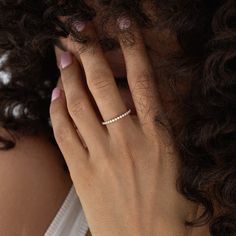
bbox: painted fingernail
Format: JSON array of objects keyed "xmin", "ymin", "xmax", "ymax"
[
  {"xmin": 73, "ymin": 21, "xmax": 86, "ymax": 32},
  {"xmin": 60, "ymin": 52, "xmax": 72, "ymax": 69},
  {"xmin": 117, "ymin": 17, "xmax": 131, "ymax": 30},
  {"xmin": 51, "ymin": 87, "xmax": 61, "ymax": 102}
]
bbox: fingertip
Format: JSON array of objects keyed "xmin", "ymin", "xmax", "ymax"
[
  {"xmin": 51, "ymin": 87, "xmax": 61, "ymax": 102},
  {"xmin": 117, "ymin": 16, "xmax": 131, "ymax": 30},
  {"xmin": 60, "ymin": 51, "xmax": 73, "ymax": 69}
]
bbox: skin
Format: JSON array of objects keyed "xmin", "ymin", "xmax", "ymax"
[
  {"xmin": 0, "ymin": 131, "xmax": 73, "ymax": 236},
  {"xmin": 50, "ymin": 19, "xmax": 198, "ymax": 235},
  {"xmin": 0, "ymin": 2, "xmax": 211, "ymax": 235},
  {"xmin": 49, "ymin": 3, "xmax": 211, "ymax": 235}
]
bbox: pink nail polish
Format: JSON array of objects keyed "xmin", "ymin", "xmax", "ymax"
[
  {"xmin": 73, "ymin": 21, "xmax": 86, "ymax": 32},
  {"xmin": 51, "ymin": 87, "xmax": 61, "ymax": 102},
  {"xmin": 117, "ymin": 17, "xmax": 131, "ymax": 30},
  {"xmin": 60, "ymin": 52, "xmax": 72, "ymax": 69}
]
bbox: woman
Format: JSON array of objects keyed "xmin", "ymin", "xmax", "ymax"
[{"xmin": 0, "ymin": 0, "xmax": 235, "ymax": 235}]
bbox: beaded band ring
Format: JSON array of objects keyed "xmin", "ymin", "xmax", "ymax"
[{"xmin": 102, "ymin": 109, "xmax": 131, "ymax": 125}]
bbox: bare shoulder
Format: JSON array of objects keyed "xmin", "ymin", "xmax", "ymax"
[{"xmin": 0, "ymin": 130, "xmax": 72, "ymax": 236}]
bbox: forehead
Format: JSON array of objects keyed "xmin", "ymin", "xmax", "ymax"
[
  {"xmin": 61, "ymin": 0, "xmax": 158, "ymax": 22},
  {"xmin": 57, "ymin": 0, "xmax": 159, "ymax": 49},
  {"xmin": 57, "ymin": 0, "xmax": 178, "ymax": 56}
]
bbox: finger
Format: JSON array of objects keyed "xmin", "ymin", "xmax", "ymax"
[
  {"xmin": 56, "ymin": 76, "xmax": 88, "ymax": 149},
  {"xmin": 118, "ymin": 18, "xmax": 163, "ymax": 134},
  {"xmin": 61, "ymin": 22, "xmax": 135, "ymax": 134},
  {"xmin": 55, "ymin": 46, "xmax": 107, "ymax": 152},
  {"xmin": 50, "ymin": 87, "xmax": 89, "ymax": 174},
  {"xmin": 56, "ymin": 76, "xmax": 63, "ymax": 89}
]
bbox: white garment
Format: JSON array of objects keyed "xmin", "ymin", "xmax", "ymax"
[{"xmin": 44, "ymin": 185, "xmax": 89, "ymax": 236}]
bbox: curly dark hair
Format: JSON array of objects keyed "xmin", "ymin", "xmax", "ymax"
[{"xmin": 0, "ymin": 0, "xmax": 235, "ymax": 235}]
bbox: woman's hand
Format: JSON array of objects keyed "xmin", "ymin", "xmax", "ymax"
[{"xmin": 50, "ymin": 22, "xmax": 196, "ymax": 236}]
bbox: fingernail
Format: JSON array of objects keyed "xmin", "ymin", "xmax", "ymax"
[
  {"xmin": 73, "ymin": 21, "xmax": 86, "ymax": 32},
  {"xmin": 60, "ymin": 52, "xmax": 72, "ymax": 69},
  {"xmin": 117, "ymin": 17, "xmax": 131, "ymax": 30},
  {"xmin": 51, "ymin": 87, "xmax": 61, "ymax": 102}
]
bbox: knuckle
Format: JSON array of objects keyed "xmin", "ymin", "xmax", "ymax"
[
  {"xmin": 130, "ymin": 73, "xmax": 152, "ymax": 100},
  {"xmin": 49, "ymin": 107, "xmax": 72, "ymax": 145},
  {"xmin": 134, "ymin": 71, "xmax": 152, "ymax": 88},
  {"xmin": 73, "ymin": 38, "xmax": 95, "ymax": 56},
  {"xmin": 54, "ymin": 126, "xmax": 71, "ymax": 145},
  {"xmin": 68, "ymin": 99, "xmax": 86, "ymax": 118},
  {"xmin": 88, "ymin": 73, "xmax": 113, "ymax": 94}
]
